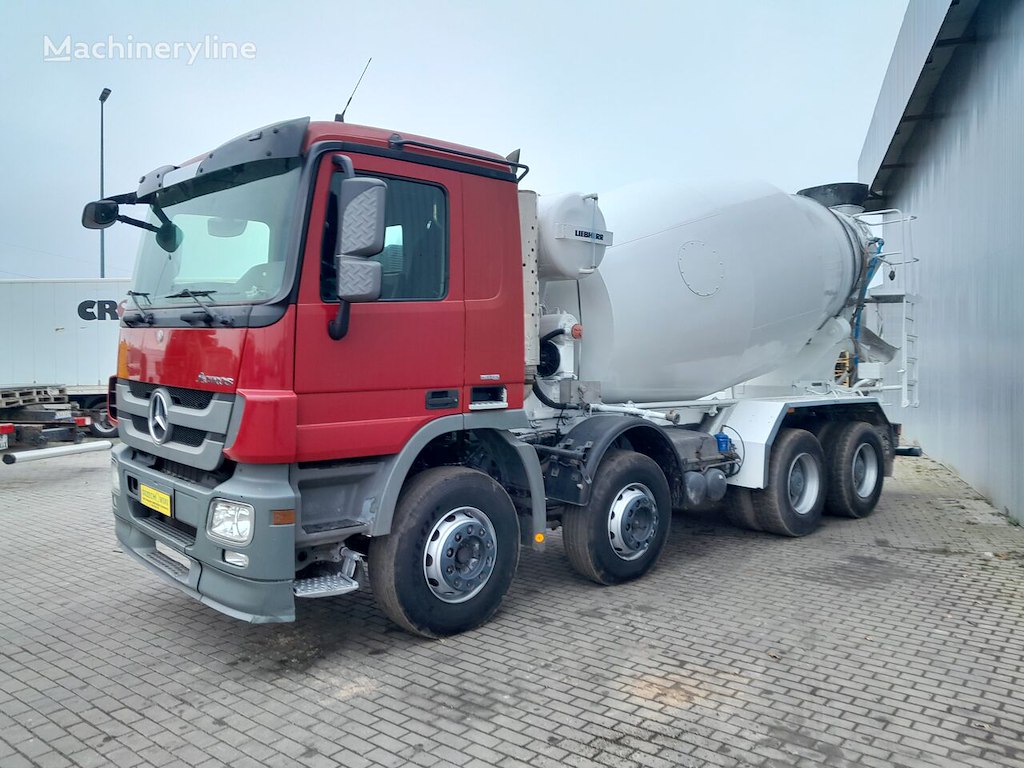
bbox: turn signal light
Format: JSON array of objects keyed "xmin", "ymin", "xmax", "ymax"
[
  {"xmin": 272, "ymin": 509, "xmax": 295, "ymax": 526},
  {"xmin": 116, "ymin": 339, "xmax": 130, "ymax": 379},
  {"xmin": 570, "ymin": 324, "xmax": 583, "ymax": 339}
]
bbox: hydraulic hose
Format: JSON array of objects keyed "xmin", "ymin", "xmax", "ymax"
[{"xmin": 533, "ymin": 327, "xmax": 580, "ymax": 410}]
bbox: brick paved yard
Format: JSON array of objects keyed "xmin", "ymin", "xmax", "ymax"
[{"xmin": 1, "ymin": 448, "xmax": 1022, "ymax": 768}]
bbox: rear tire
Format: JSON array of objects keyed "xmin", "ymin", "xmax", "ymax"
[
  {"xmin": 368, "ymin": 467, "xmax": 520, "ymax": 638},
  {"xmin": 724, "ymin": 487, "xmax": 762, "ymax": 531},
  {"xmin": 752, "ymin": 429, "xmax": 825, "ymax": 537},
  {"xmin": 563, "ymin": 450, "xmax": 671, "ymax": 585},
  {"xmin": 823, "ymin": 422, "xmax": 884, "ymax": 518}
]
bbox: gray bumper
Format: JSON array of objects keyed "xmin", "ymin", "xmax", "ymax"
[{"xmin": 111, "ymin": 444, "xmax": 297, "ymax": 623}]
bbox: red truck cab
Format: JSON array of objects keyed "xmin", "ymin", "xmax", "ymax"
[{"xmin": 97, "ymin": 118, "xmax": 539, "ymax": 631}]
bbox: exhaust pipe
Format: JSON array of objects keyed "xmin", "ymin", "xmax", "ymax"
[{"xmin": 2, "ymin": 441, "xmax": 113, "ymax": 465}]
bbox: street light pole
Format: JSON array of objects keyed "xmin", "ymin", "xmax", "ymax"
[{"xmin": 99, "ymin": 87, "xmax": 111, "ymax": 278}]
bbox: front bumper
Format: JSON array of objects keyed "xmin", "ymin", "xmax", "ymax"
[{"xmin": 111, "ymin": 444, "xmax": 297, "ymax": 623}]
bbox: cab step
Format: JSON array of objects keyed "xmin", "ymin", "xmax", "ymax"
[{"xmin": 293, "ymin": 572, "xmax": 360, "ymax": 598}]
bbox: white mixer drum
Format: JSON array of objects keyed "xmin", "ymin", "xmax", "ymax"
[{"xmin": 543, "ymin": 180, "xmax": 864, "ymax": 402}]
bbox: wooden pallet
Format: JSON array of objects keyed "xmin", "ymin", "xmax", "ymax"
[{"xmin": 0, "ymin": 385, "xmax": 68, "ymax": 408}]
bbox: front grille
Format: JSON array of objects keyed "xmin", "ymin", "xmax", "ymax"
[
  {"xmin": 129, "ymin": 381, "xmax": 215, "ymax": 410},
  {"xmin": 128, "ymin": 497, "xmax": 198, "ymax": 542},
  {"xmin": 130, "ymin": 416, "xmax": 213, "ymax": 447},
  {"xmin": 119, "ymin": 379, "xmax": 234, "ymax": 471},
  {"xmin": 170, "ymin": 425, "xmax": 207, "ymax": 447},
  {"xmin": 158, "ymin": 456, "xmax": 234, "ymax": 488}
]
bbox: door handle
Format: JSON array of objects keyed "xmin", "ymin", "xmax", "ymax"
[{"xmin": 425, "ymin": 389, "xmax": 459, "ymax": 410}]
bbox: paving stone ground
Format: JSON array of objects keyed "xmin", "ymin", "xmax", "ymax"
[{"xmin": 1, "ymin": 446, "xmax": 1022, "ymax": 768}]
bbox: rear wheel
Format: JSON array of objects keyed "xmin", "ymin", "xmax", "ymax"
[
  {"xmin": 823, "ymin": 422, "xmax": 884, "ymax": 518},
  {"xmin": 563, "ymin": 450, "xmax": 671, "ymax": 585},
  {"xmin": 724, "ymin": 486, "xmax": 762, "ymax": 531},
  {"xmin": 753, "ymin": 429, "xmax": 825, "ymax": 537},
  {"xmin": 368, "ymin": 467, "xmax": 520, "ymax": 638}
]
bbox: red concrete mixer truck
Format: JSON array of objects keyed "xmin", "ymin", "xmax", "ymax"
[{"xmin": 82, "ymin": 117, "xmax": 916, "ymax": 637}]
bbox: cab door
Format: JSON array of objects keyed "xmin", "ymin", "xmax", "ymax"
[{"xmin": 293, "ymin": 153, "xmax": 465, "ymax": 461}]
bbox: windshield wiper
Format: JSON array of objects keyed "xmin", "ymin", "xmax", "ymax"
[
  {"xmin": 166, "ymin": 289, "xmax": 234, "ymax": 327},
  {"xmin": 123, "ymin": 290, "xmax": 154, "ymax": 326}
]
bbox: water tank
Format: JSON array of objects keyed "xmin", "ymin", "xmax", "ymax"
[{"xmin": 541, "ymin": 180, "xmax": 866, "ymax": 402}]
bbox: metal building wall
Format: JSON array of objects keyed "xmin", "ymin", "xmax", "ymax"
[
  {"xmin": 877, "ymin": 0, "xmax": 1024, "ymax": 522},
  {"xmin": 859, "ymin": 0, "xmax": 953, "ymax": 184}
]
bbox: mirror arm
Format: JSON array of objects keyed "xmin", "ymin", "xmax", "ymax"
[
  {"xmin": 328, "ymin": 300, "xmax": 351, "ymax": 341},
  {"xmin": 117, "ymin": 214, "xmax": 160, "ymax": 234}
]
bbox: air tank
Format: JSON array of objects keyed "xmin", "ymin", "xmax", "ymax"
[{"xmin": 540, "ymin": 180, "xmax": 869, "ymax": 402}]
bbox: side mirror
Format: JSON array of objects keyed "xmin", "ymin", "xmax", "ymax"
[
  {"xmin": 336, "ymin": 255, "xmax": 381, "ymax": 303},
  {"xmin": 328, "ymin": 177, "xmax": 387, "ymax": 341},
  {"xmin": 82, "ymin": 200, "xmax": 119, "ymax": 229},
  {"xmin": 337, "ymin": 177, "xmax": 386, "ymax": 257},
  {"xmin": 155, "ymin": 223, "xmax": 184, "ymax": 253},
  {"xmin": 328, "ymin": 257, "xmax": 382, "ymax": 341}
]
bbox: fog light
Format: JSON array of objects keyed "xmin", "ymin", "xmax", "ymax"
[
  {"xmin": 207, "ymin": 499, "xmax": 254, "ymax": 545},
  {"xmin": 111, "ymin": 458, "xmax": 121, "ymax": 495},
  {"xmin": 223, "ymin": 551, "xmax": 249, "ymax": 567}
]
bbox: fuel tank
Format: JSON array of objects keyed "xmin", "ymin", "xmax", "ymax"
[{"xmin": 540, "ymin": 180, "xmax": 869, "ymax": 402}]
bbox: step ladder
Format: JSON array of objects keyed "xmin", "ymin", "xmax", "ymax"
[
  {"xmin": 902, "ymin": 296, "xmax": 919, "ymax": 408},
  {"xmin": 852, "ymin": 208, "xmax": 920, "ymax": 409}
]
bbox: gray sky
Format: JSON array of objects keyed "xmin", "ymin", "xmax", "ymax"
[{"xmin": 2, "ymin": 0, "xmax": 908, "ymax": 280}]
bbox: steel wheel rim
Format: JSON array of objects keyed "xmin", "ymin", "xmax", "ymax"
[
  {"xmin": 852, "ymin": 443, "xmax": 879, "ymax": 499},
  {"xmin": 607, "ymin": 482, "xmax": 659, "ymax": 561},
  {"xmin": 787, "ymin": 453, "xmax": 821, "ymax": 515},
  {"xmin": 423, "ymin": 507, "xmax": 497, "ymax": 604}
]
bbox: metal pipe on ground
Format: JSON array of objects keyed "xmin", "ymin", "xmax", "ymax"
[{"xmin": 2, "ymin": 441, "xmax": 113, "ymax": 465}]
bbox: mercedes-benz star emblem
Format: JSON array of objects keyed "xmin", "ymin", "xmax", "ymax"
[{"xmin": 148, "ymin": 389, "xmax": 173, "ymax": 444}]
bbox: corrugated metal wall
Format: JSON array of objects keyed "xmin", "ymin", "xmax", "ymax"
[{"xmin": 882, "ymin": 0, "xmax": 1024, "ymax": 522}]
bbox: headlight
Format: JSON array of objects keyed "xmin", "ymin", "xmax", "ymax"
[
  {"xmin": 111, "ymin": 459, "xmax": 121, "ymax": 495},
  {"xmin": 207, "ymin": 499, "xmax": 254, "ymax": 545}
]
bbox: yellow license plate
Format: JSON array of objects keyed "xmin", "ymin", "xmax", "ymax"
[{"xmin": 140, "ymin": 484, "xmax": 172, "ymax": 516}]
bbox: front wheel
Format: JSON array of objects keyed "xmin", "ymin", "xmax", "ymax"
[
  {"xmin": 752, "ymin": 428, "xmax": 825, "ymax": 537},
  {"xmin": 563, "ymin": 450, "xmax": 671, "ymax": 585},
  {"xmin": 368, "ymin": 467, "xmax": 520, "ymax": 638}
]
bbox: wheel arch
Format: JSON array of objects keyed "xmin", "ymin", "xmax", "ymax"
[
  {"xmin": 726, "ymin": 398, "xmax": 895, "ymax": 489},
  {"xmin": 781, "ymin": 400, "xmax": 896, "ymax": 476},
  {"xmin": 367, "ymin": 413, "xmax": 545, "ymax": 541},
  {"xmin": 545, "ymin": 415, "xmax": 682, "ymax": 509}
]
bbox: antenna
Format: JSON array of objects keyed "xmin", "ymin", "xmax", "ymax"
[{"xmin": 336, "ymin": 58, "xmax": 372, "ymax": 122}]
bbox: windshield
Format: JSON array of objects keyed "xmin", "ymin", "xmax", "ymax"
[{"xmin": 131, "ymin": 158, "xmax": 301, "ymax": 308}]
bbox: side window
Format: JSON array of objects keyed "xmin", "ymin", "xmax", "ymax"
[{"xmin": 321, "ymin": 173, "xmax": 448, "ymax": 301}]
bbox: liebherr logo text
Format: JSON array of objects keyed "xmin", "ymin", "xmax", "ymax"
[
  {"xmin": 574, "ymin": 229, "xmax": 605, "ymax": 241},
  {"xmin": 197, "ymin": 372, "xmax": 235, "ymax": 386}
]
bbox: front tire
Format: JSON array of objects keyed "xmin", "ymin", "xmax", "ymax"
[
  {"xmin": 752, "ymin": 429, "xmax": 825, "ymax": 537},
  {"xmin": 823, "ymin": 422, "xmax": 884, "ymax": 518},
  {"xmin": 563, "ymin": 450, "xmax": 671, "ymax": 585},
  {"xmin": 368, "ymin": 467, "xmax": 520, "ymax": 638}
]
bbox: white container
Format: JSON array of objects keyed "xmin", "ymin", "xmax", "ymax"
[
  {"xmin": 542, "ymin": 180, "xmax": 866, "ymax": 402},
  {"xmin": 0, "ymin": 278, "xmax": 130, "ymax": 395}
]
